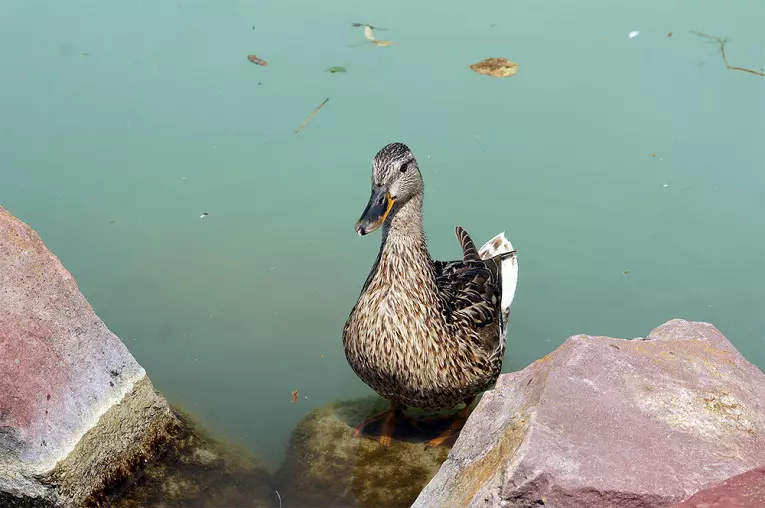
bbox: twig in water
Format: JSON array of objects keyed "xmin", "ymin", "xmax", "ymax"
[
  {"xmin": 295, "ymin": 97, "xmax": 329, "ymax": 134},
  {"xmin": 275, "ymin": 488, "xmax": 282, "ymax": 508},
  {"xmin": 690, "ymin": 31, "xmax": 765, "ymax": 77}
]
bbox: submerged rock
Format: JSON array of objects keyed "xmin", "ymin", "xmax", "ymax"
[
  {"xmin": 276, "ymin": 396, "xmax": 451, "ymax": 508},
  {"xmin": 414, "ymin": 319, "xmax": 765, "ymax": 508},
  {"xmin": 671, "ymin": 466, "xmax": 765, "ymax": 507},
  {"xmin": 110, "ymin": 408, "xmax": 275, "ymax": 508}
]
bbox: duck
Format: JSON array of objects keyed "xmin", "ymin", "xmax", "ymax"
[{"xmin": 342, "ymin": 142, "xmax": 519, "ymax": 447}]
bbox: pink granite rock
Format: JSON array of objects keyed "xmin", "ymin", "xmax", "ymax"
[
  {"xmin": 413, "ymin": 320, "xmax": 765, "ymax": 508},
  {"xmin": 672, "ymin": 467, "xmax": 765, "ymax": 508},
  {"xmin": 0, "ymin": 206, "xmax": 177, "ymax": 507}
]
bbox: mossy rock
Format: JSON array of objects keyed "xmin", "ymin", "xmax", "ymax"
[
  {"xmin": 275, "ymin": 396, "xmax": 452, "ymax": 508},
  {"xmin": 108, "ymin": 407, "xmax": 276, "ymax": 507}
]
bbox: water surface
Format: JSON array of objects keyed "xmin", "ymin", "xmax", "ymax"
[{"xmin": 1, "ymin": 0, "xmax": 763, "ymax": 469}]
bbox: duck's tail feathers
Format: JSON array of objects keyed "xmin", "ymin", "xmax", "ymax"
[
  {"xmin": 478, "ymin": 232, "xmax": 519, "ymax": 331},
  {"xmin": 455, "ymin": 226, "xmax": 480, "ymax": 261}
]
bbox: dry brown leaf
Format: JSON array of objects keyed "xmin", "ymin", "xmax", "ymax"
[
  {"xmin": 470, "ymin": 57, "xmax": 519, "ymax": 78},
  {"xmin": 290, "ymin": 390, "xmax": 299, "ymax": 403}
]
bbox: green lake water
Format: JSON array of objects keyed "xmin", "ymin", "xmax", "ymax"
[{"xmin": 1, "ymin": 0, "xmax": 763, "ymax": 475}]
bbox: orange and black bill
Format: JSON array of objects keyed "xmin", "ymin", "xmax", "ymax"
[{"xmin": 354, "ymin": 185, "xmax": 395, "ymax": 236}]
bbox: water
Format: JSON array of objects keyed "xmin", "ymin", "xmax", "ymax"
[{"xmin": 1, "ymin": 0, "xmax": 763, "ymax": 474}]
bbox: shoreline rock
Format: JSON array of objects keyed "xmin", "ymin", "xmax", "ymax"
[
  {"xmin": 0, "ymin": 206, "xmax": 273, "ymax": 507},
  {"xmin": 414, "ymin": 320, "xmax": 765, "ymax": 508},
  {"xmin": 671, "ymin": 466, "xmax": 765, "ymax": 507}
]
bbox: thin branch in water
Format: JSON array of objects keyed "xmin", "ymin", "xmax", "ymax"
[
  {"xmin": 690, "ymin": 31, "xmax": 765, "ymax": 77},
  {"xmin": 275, "ymin": 489, "xmax": 282, "ymax": 508},
  {"xmin": 294, "ymin": 97, "xmax": 330, "ymax": 134}
]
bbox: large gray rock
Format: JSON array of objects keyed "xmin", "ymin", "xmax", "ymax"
[
  {"xmin": 0, "ymin": 206, "xmax": 176, "ymax": 506},
  {"xmin": 414, "ymin": 319, "xmax": 765, "ymax": 508}
]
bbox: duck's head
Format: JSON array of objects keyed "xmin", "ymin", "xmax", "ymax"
[{"xmin": 355, "ymin": 142, "xmax": 424, "ymax": 236}]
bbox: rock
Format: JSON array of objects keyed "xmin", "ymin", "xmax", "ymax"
[
  {"xmin": 0, "ymin": 206, "xmax": 166, "ymax": 506},
  {"xmin": 110, "ymin": 408, "xmax": 276, "ymax": 508},
  {"xmin": 414, "ymin": 320, "xmax": 765, "ymax": 508},
  {"xmin": 671, "ymin": 466, "xmax": 765, "ymax": 508},
  {"xmin": 276, "ymin": 396, "xmax": 451, "ymax": 508}
]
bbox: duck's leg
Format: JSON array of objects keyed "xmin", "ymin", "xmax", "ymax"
[
  {"xmin": 424, "ymin": 396, "xmax": 476, "ymax": 449},
  {"xmin": 352, "ymin": 401, "xmax": 410, "ymax": 447}
]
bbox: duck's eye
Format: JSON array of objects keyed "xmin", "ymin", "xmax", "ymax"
[{"xmin": 400, "ymin": 162, "xmax": 408, "ymax": 173}]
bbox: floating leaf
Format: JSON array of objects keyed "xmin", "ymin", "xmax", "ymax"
[
  {"xmin": 290, "ymin": 390, "xmax": 299, "ymax": 403},
  {"xmin": 363, "ymin": 25, "xmax": 395, "ymax": 47},
  {"xmin": 247, "ymin": 54, "xmax": 268, "ymax": 66},
  {"xmin": 470, "ymin": 58, "xmax": 519, "ymax": 78},
  {"xmin": 325, "ymin": 66, "xmax": 347, "ymax": 73}
]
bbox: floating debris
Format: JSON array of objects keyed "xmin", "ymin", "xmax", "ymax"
[
  {"xmin": 351, "ymin": 22, "xmax": 387, "ymax": 31},
  {"xmin": 295, "ymin": 97, "xmax": 329, "ymax": 134},
  {"xmin": 325, "ymin": 66, "xmax": 347, "ymax": 73},
  {"xmin": 622, "ymin": 270, "xmax": 631, "ymax": 275},
  {"xmin": 364, "ymin": 25, "xmax": 395, "ymax": 46},
  {"xmin": 690, "ymin": 31, "xmax": 765, "ymax": 77},
  {"xmin": 628, "ymin": 30, "xmax": 640, "ymax": 39},
  {"xmin": 200, "ymin": 212, "xmax": 208, "ymax": 219},
  {"xmin": 667, "ymin": 31, "xmax": 673, "ymax": 38},
  {"xmin": 470, "ymin": 58, "xmax": 519, "ymax": 78},
  {"xmin": 247, "ymin": 54, "xmax": 268, "ymax": 67},
  {"xmin": 651, "ymin": 153, "xmax": 656, "ymax": 157},
  {"xmin": 291, "ymin": 390, "xmax": 299, "ymax": 403}
]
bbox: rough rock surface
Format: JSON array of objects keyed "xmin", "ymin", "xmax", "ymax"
[
  {"xmin": 276, "ymin": 396, "xmax": 451, "ymax": 508},
  {"xmin": 0, "ymin": 206, "xmax": 175, "ymax": 507},
  {"xmin": 672, "ymin": 467, "xmax": 765, "ymax": 508},
  {"xmin": 414, "ymin": 320, "xmax": 765, "ymax": 508}
]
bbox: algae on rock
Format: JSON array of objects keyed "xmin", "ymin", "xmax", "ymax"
[
  {"xmin": 276, "ymin": 396, "xmax": 451, "ymax": 508},
  {"xmin": 109, "ymin": 408, "xmax": 276, "ymax": 508}
]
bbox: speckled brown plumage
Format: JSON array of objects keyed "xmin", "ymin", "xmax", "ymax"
[{"xmin": 343, "ymin": 142, "xmax": 515, "ymax": 412}]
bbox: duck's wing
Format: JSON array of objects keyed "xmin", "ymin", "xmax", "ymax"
[{"xmin": 434, "ymin": 258, "xmax": 501, "ymax": 330}]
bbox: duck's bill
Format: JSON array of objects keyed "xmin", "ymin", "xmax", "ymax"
[{"xmin": 354, "ymin": 187, "xmax": 394, "ymax": 236}]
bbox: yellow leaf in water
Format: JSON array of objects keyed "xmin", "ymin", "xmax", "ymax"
[
  {"xmin": 470, "ymin": 57, "xmax": 519, "ymax": 78},
  {"xmin": 371, "ymin": 39, "xmax": 395, "ymax": 47}
]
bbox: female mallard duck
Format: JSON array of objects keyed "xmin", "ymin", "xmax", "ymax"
[{"xmin": 343, "ymin": 142, "xmax": 519, "ymax": 447}]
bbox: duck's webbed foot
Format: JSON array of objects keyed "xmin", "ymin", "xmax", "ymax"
[
  {"xmin": 424, "ymin": 397, "xmax": 475, "ymax": 449},
  {"xmin": 352, "ymin": 401, "xmax": 415, "ymax": 447}
]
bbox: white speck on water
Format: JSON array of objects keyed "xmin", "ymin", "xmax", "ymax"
[
  {"xmin": 663, "ymin": 184, "xmax": 668, "ymax": 188},
  {"xmin": 629, "ymin": 30, "xmax": 640, "ymax": 39},
  {"xmin": 182, "ymin": 176, "xmax": 187, "ymax": 180},
  {"xmin": 200, "ymin": 212, "xmax": 208, "ymax": 219}
]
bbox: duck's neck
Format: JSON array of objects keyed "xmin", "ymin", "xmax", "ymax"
[
  {"xmin": 382, "ymin": 194, "xmax": 426, "ymax": 249},
  {"xmin": 362, "ymin": 194, "xmax": 434, "ymax": 293}
]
